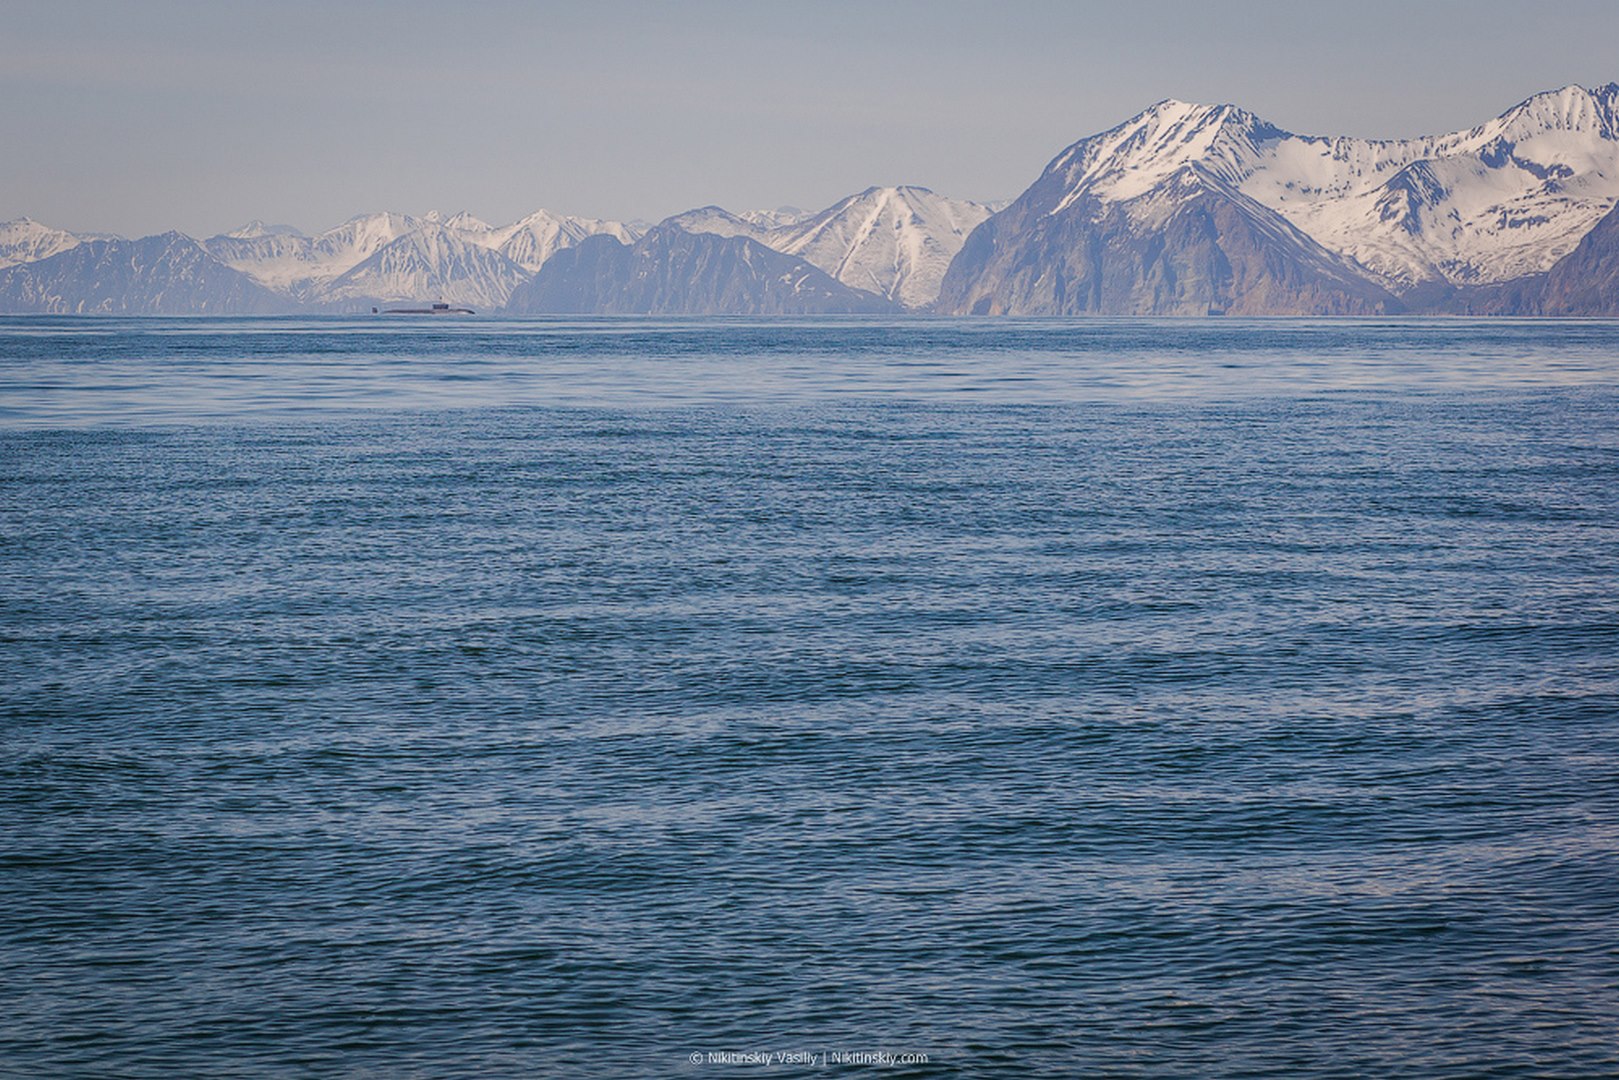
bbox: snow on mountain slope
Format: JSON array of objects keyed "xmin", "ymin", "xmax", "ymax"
[
  {"xmin": 504, "ymin": 227, "xmax": 897, "ymax": 315},
  {"xmin": 417, "ymin": 210, "xmax": 480, "ymax": 232},
  {"xmin": 482, "ymin": 210, "xmax": 643, "ymax": 272},
  {"xmin": 0, "ymin": 218, "xmax": 91, "ymax": 269},
  {"xmin": 1039, "ymin": 83, "xmax": 1619, "ymax": 287},
  {"xmin": 0, "ymin": 232, "xmax": 294, "ymax": 314},
  {"xmin": 224, "ymin": 220, "xmax": 305, "ymax": 239},
  {"xmin": 312, "ymin": 211, "xmax": 430, "ymax": 265},
  {"xmin": 739, "ymin": 206, "xmax": 812, "ymax": 229},
  {"xmin": 208, "ymin": 208, "xmax": 641, "ymax": 297},
  {"xmin": 203, "ymin": 232, "xmax": 327, "ymax": 298},
  {"xmin": 769, "ymin": 186, "xmax": 994, "ymax": 308},
  {"xmin": 938, "ymin": 162, "xmax": 1398, "ymax": 316},
  {"xmin": 660, "ymin": 206, "xmax": 772, "ymax": 241},
  {"xmin": 1536, "ymin": 197, "xmax": 1619, "ymax": 314},
  {"xmin": 318, "ymin": 225, "xmax": 531, "ymax": 309},
  {"xmin": 206, "ymin": 210, "xmax": 429, "ymax": 298},
  {"xmin": 664, "ymin": 188, "xmax": 994, "ymax": 307}
]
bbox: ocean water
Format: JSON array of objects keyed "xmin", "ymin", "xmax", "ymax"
[{"xmin": 2, "ymin": 317, "xmax": 1617, "ymax": 1078}]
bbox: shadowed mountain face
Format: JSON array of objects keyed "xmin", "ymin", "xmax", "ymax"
[
  {"xmin": 939, "ymin": 169, "xmax": 1400, "ymax": 316},
  {"xmin": 502, "ymin": 227, "xmax": 897, "ymax": 315},
  {"xmin": 1538, "ymin": 199, "xmax": 1619, "ymax": 314},
  {"xmin": 0, "ymin": 233, "xmax": 295, "ymax": 314}
]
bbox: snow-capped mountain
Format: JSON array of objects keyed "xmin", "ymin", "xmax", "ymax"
[
  {"xmin": 663, "ymin": 187, "xmax": 993, "ymax": 308},
  {"xmin": 0, "ymin": 232, "xmax": 294, "ymax": 314},
  {"xmin": 476, "ymin": 210, "xmax": 643, "ymax": 272},
  {"xmin": 739, "ymin": 206, "xmax": 812, "ymax": 230},
  {"xmin": 7, "ymin": 84, "xmax": 1619, "ymax": 316},
  {"xmin": 661, "ymin": 206, "xmax": 773, "ymax": 241},
  {"xmin": 1445, "ymin": 197, "xmax": 1619, "ymax": 315},
  {"xmin": 940, "ymin": 165, "xmax": 1399, "ymax": 316},
  {"xmin": 0, "ymin": 218, "xmax": 94, "ymax": 270},
  {"xmin": 309, "ymin": 211, "xmax": 430, "ymax": 268},
  {"xmin": 1535, "ymin": 197, "xmax": 1619, "ymax": 313},
  {"xmin": 435, "ymin": 210, "xmax": 489, "ymax": 233},
  {"xmin": 205, "ymin": 210, "xmax": 430, "ymax": 299},
  {"xmin": 319, "ymin": 225, "xmax": 531, "ymax": 310},
  {"xmin": 1034, "ymin": 84, "xmax": 1619, "ymax": 288},
  {"xmin": 203, "ymin": 208, "xmax": 643, "ymax": 303},
  {"xmin": 505, "ymin": 226, "xmax": 897, "ymax": 315},
  {"xmin": 940, "ymin": 83, "xmax": 1619, "ymax": 315},
  {"xmin": 223, "ymin": 220, "xmax": 305, "ymax": 240},
  {"xmin": 770, "ymin": 186, "xmax": 994, "ymax": 308}
]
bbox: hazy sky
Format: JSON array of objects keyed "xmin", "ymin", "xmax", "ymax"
[{"xmin": 5, "ymin": 0, "xmax": 1617, "ymax": 237}]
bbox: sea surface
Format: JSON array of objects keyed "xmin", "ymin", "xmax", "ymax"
[{"xmin": 2, "ymin": 317, "xmax": 1617, "ymax": 1077}]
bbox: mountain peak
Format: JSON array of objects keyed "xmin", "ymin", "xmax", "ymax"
[
  {"xmin": 737, "ymin": 206, "xmax": 812, "ymax": 229},
  {"xmin": 1138, "ymin": 98, "xmax": 1266, "ymax": 131},
  {"xmin": 323, "ymin": 225, "xmax": 528, "ymax": 309},
  {"xmin": 1044, "ymin": 97, "xmax": 1281, "ymax": 210},
  {"xmin": 1489, "ymin": 82, "xmax": 1619, "ymax": 140},
  {"xmin": 224, "ymin": 220, "xmax": 305, "ymax": 239},
  {"xmin": 444, "ymin": 211, "xmax": 493, "ymax": 232},
  {"xmin": 490, "ymin": 210, "xmax": 640, "ymax": 272},
  {"xmin": 963, "ymin": 82, "xmax": 1619, "ymax": 307},
  {"xmin": 1145, "ymin": 96, "xmax": 1212, "ymax": 115},
  {"xmin": 659, "ymin": 205, "xmax": 761, "ymax": 239},
  {"xmin": 855, "ymin": 184, "xmax": 936, "ymax": 200},
  {"xmin": 0, "ymin": 230, "xmax": 293, "ymax": 314},
  {"xmin": 0, "ymin": 217, "xmax": 86, "ymax": 270},
  {"xmin": 769, "ymin": 186, "xmax": 994, "ymax": 308}
]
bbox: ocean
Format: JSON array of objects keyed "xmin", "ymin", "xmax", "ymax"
[{"xmin": 2, "ymin": 317, "xmax": 1617, "ymax": 1077}]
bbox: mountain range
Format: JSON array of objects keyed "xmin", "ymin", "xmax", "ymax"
[
  {"xmin": 3, "ymin": 84, "xmax": 1618, "ymax": 316},
  {"xmin": 939, "ymin": 83, "xmax": 1619, "ymax": 315}
]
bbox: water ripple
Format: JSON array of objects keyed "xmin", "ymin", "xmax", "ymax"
[{"xmin": 2, "ymin": 322, "xmax": 1618, "ymax": 1076}]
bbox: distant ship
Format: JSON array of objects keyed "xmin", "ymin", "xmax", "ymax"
[{"xmin": 373, "ymin": 302, "xmax": 475, "ymax": 315}]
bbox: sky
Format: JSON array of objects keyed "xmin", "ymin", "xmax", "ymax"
[{"xmin": 4, "ymin": 0, "xmax": 1618, "ymax": 237}]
